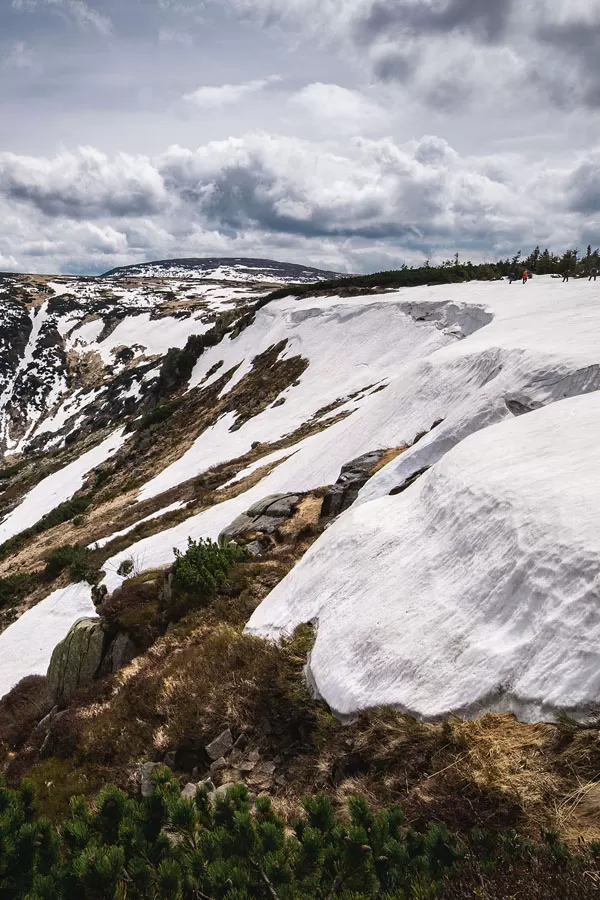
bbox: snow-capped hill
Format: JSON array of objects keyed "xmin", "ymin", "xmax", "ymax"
[{"xmin": 101, "ymin": 257, "xmax": 342, "ymax": 283}]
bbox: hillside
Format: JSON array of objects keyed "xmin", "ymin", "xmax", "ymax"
[
  {"xmin": 101, "ymin": 256, "xmax": 342, "ymax": 282},
  {"xmin": 2, "ymin": 265, "xmax": 600, "ymax": 865}
]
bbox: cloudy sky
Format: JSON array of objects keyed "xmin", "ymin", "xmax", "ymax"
[{"xmin": 1, "ymin": 0, "xmax": 600, "ymax": 274}]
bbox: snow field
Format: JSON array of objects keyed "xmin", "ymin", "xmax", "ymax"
[
  {"xmin": 247, "ymin": 391, "xmax": 600, "ymax": 723},
  {"xmin": 138, "ymin": 294, "xmax": 455, "ymax": 501},
  {"xmin": 0, "ymin": 429, "xmax": 127, "ymax": 545},
  {"xmin": 8, "ymin": 275, "xmax": 600, "ymax": 722},
  {"xmin": 0, "ymin": 583, "xmax": 96, "ymax": 698},
  {"xmin": 89, "ymin": 500, "xmax": 186, "ymax": 550},
  {"xmin": 114, "ymin": 278, "xmax": 600, "ymax": 605}
]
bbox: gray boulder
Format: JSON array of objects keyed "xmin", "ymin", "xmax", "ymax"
[
  {"xmin": 206, "ymin": 728, "xmax": 233, "ymax": 761},
  {"xmin": 262, "ymin": 495, "xmax": 300, "ymax": 517},
  {"xmin": 218, "ymin": 513, "xmax": 254, "ymax": 545},
  {"xmin": 247, "ymin": 494, "xmax": 300, "ymax": 517},
  {"xmin": 249, "ymin": 515, "xmax": 280, "ymax": 534},
  {"xmin": 321, "ymin": 451, "xmax": 386, "ymax": 517},
  {"xmin": 47, "ymin": 618, "xmax": 105, "ymax": 702},
  {"xmin": 245, "ymin": 541, "xmax": 263, "ymax": 558},
  {"xmin": 98, "ymin": 631, "xmax": 137, "ymax": 679},
  {"xmin": 47, "ymin": 617, "xmax": 139, "ymax": 703},
  {"xmin": 181, "ymin": 783, "xmax": 197, "ymax": 800},
  {"xmin": 247, "ymin": 495, "xmax": 286, "ymax": 516},
  {"xmin": 140, "ymin": 762, "xmax": 160, "ymax": 798},
  {"xmin": 219, "ymin": 493, "xmax": 302, "ymax": 545}
]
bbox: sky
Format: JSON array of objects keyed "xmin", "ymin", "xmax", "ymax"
[{"xmin": 1, "ymin": 0, "xmax": 600, "ymax": 275}]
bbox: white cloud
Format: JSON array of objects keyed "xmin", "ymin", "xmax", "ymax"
[
  {"xmin": 158, "ymin": 27, "xmax": 194, "ymax": 46},
  {"xmin": 183, "ymin": 75, "xmax": 281, "ymax": 109},
  {"xmin": 0, "ymin": 130, "xmax": 596, "ymax": 275},
  {"xmin": 0, "ymin": 146, "xmax": 167, "ymax": 218},
  {"xmin": 289, "ymin": 83, "xmax": 385, "ymax": 133}
]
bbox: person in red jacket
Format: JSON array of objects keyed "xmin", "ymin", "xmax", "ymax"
[{"xmin": 522, "ymin": 270, "xmax": 529, "ymax": 284}]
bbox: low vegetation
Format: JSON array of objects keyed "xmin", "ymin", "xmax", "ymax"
[
  {"xmin": 167, "ymin": 537, "xmax": 247, "ymax": 620},
  {"xmin": 0, "ymin": 494, "xmax": 94, "ymax": 563},
  {"xmin": 154, "ymin": 312, "xmax": 238, "ymax": 400},
  {"xmin": 261, "ymin": 245, "xmax": 600, "ymax": 306},
  {"xmin": 135, "ymin": 399, "xmax": 183, "ymax": 432},
  {"xmin": 0, "ymin": 573, "xmax": 37, "ymax": 611},
  {"xmin": 43, "ymin": 544, "xmax": 99, "ymax": 583},
  {"xmin": 1, "ymin": 774, "xmax": 599, "ymax": 899}
]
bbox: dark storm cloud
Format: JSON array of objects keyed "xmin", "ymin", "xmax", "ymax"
[
  {"xmin": 567, "ymin": 154, "xmax": 600, "ymax": 214},
  {"xmin": 229, "ymin": 0, "xmax": 600, "ymax": 111},
  {"xmin": 357, "ymin": 0, "xmax": 514, "ymax": 45},
  {"xmin": 537, "ymin": 17, "xmax": 600, "ymax": 108}
]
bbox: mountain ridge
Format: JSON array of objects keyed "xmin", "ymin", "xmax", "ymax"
[{"xmin": 101, "ymin": 256, "xmax": 343, "ymax": 282}]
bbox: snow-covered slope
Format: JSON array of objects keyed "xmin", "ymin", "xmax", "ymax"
[
  {"xmin": 0, "ymin": 268, "xmax": 266, "ymax": 455},
  {"xmin": 5, "ymin": 268, "xmax": 600, "ymax": 724},
  {"xmin": 102, "ymin": 257, "xmax": 341, "ymax": 283},
  {"xmin": 0, "ymin": 583, "xmax": 95, "ymax": 699},
  {"xmin": 248, "ymin": 392, "xmax": 600, "ymax": 722}
]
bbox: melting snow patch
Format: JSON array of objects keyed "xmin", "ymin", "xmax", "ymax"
[
  {"xmin": 89, "ymin": 500, "xmax": 186, "ymax": 550},
  {"xmin": 0, "ymin": 429, "xmax": 127, "ymax": 545},
  {"xmin": 0, "ymin": 583, "xmax": 96, "ymax": 700}
]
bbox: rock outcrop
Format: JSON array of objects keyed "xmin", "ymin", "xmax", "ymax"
[
  {"xmin": 219, "ymin": 493, "xmax": 302, "ymax": 546},
  {"xmin": 320, "ymin": 451, "xmax": 386, "ymax": 517},
  {"xmin": 47, "ymin": 618, "xmax": 105, "ymax": 703},
  {"xmin": 47, "ymin": 617, "xmax": 137, "ymax": 702}
]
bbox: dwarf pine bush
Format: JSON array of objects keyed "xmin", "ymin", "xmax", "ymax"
[
  {"xmin": 168, "ymin": 538, "xmax": 246, "ymax": 619},
  {"xmin": 1, "ymin": 772, "xmax": 600, "ymax": 898},
  {"xmin": 0, "ymin": 773, "xmax": 461, "ymax": 900}
]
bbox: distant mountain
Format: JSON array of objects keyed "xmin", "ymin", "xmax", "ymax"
[{"xmin": 101, "ymin": 257, "xmax": 342, "ymax": 283}]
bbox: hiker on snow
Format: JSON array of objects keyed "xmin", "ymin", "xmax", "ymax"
[
  {"xmin": 508, "ymin": 271, "xmax": 517, "ymax": 284},
  {"xmin": 563, "ymin": 270, "xmax": 571, "ymax": 282},
  {"xmin": 590, "ymin": 268, "xmax": 598, "ymax": 281},
  {"xmin": 522, "ymin": 270, "xmax": 529, "ymax": 284}
]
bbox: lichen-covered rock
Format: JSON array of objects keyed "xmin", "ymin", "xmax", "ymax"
[
  {"xmin": 98, "ymin": 631, "xmax": 137, "ymax": 679},
  {"xmin": 47, "ymin": 617, "xmax": 137, "ymax": 702},
  {"xmin": 218, "ymin": 514, "xmax": 254, "ymax": 545},
  {"xmin": 247, "ymin": 494, "xmax": 300, "ymax": 517},
  {"xmin": 248, "ymin": 515, "xmax": 280, "ymax": 534},
  {"xmin": 47, "ymin": 617, "xmax": 105, "ymax": 702}
]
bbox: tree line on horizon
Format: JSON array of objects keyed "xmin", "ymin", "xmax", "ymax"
[{"xmin": 263, "ymin": 245, "xmax": 600, "ymax": 302}]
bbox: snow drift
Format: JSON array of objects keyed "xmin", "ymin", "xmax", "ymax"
[{"xmin": 247, "ymin": 391, "xmax": 600, "ymax": 723}]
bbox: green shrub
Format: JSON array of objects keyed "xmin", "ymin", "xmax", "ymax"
[
  {"xmin": 0, "ymin": 494, "xmax": 94, "ymax": 562},
  {"xmin": 167, "ymin": 538, "xmax": 246, "ymax": 620},
  {"xmin": 1, "ymin": 775, "xmax": 598, "ymax": 900},
  {"xmin": 44, "ymin": 544, "xmax": 97, "ymax": 583},
  {"xmin": 0, "ymin": 461, "xmax": 26, "ymax": 481},
  {"xmin": 117, "ymin": 558, "xmax": 135, "ymax": 577},
  {"xmin": 0, "ymin": 573, "xmax": 37, "ymax": 610},
  {"xmin": 136, "ymin": 399, "xmax": 183, "ymax": 431}
]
